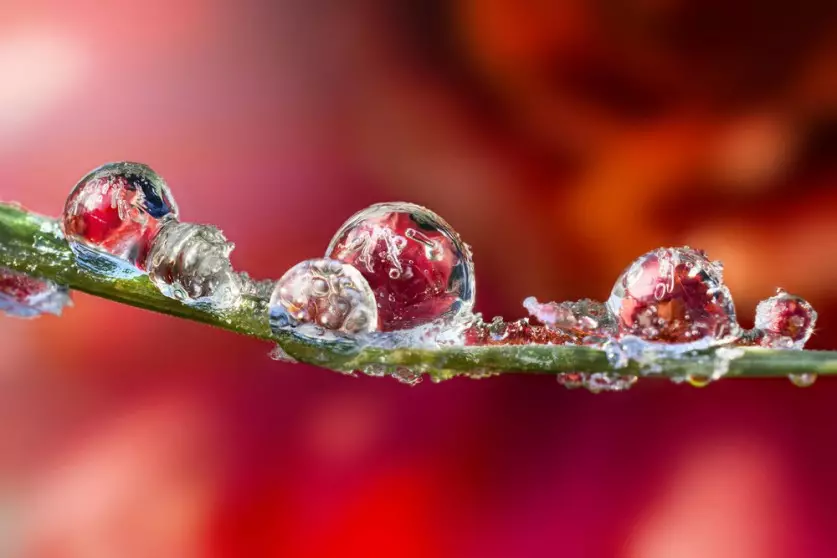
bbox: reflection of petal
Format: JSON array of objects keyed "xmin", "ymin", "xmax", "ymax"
[
  {"xmin": 21, "ymin": 395, "xmax": 218, "ymax": 558},
  {"xmin": 0, "ymin": 30, "xmax": 87, "ymax": 135},
  {"xmin": 627, "ymin": 437, "xmax": 789, "ymax": 558}
]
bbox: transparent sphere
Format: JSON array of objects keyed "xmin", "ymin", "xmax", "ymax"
[
  {"xmin": 326, "ymin": 202, "xmax": 475, "ymax": 331},
  {"xmin": 146, "ymin": 222, "xmax": 241, "ymax": 308},
  {"xmin": 0, "ymin": 267, "xmax": 71, "ymax": 318},
  {"xmin": 607, "ymin": 247, "xmax": 738, "ymax": 343},
  {"xmin": 62, "ymin": 162, "xmax": 179, "ymax": 276},
  {"xmin": 269, "ymin": 258, "xmax": 378, "ymax": 335},
  {"xmin": 755, "ymin": 290, "xmax": 817, "ymax": 349}
]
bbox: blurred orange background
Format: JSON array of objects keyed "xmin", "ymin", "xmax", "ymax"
[{"xmin": 1, "ymin": 1, "xmax": 837, "ymax": 556}]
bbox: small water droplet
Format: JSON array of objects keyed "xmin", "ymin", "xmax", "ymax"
[
  {"xmin": 686, "ymin": 374, "xmax": 712, "ymax": 388},
  {"xmin": 789, "ymin": 373, "xmax": 816, "ymax": 388},
  {"xmin": 269, "ymin": 345, "xmax": 297, "ymax": 363},
  {"xmin": 755, "ymin": 291, "xmax": 817, "ymax": 349}
]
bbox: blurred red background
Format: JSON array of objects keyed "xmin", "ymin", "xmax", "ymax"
[{"xmin": 1, "ymin": 1, "xmax": 837, "ymax": 556}]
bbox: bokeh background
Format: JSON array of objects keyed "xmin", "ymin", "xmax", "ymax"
[{"xmin": 1, "ymin": 1, "xmax": 837, "ymax": 556}]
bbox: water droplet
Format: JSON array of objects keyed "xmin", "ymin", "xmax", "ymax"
[
  {"xmin": 62, "ymin": 162, "xmax": 179, "ymax": 277},
  {"xmin": 583, "ymin": 373, "xmax": 637, "ymax": 393},
  {"xmin": 557, "ymin": 372, "xmax": 585, "ymax": 389},
  {"xmin": 391, "ymin": 366, "xmax": 423, "ymax": 386},
  {"xmin": 686, "ymin": 374, "xmax": 712, "ymax": 388},
  {"xmin": 789, "ymin": 373, "xmax": 817, "ymax": 388},
  {"xmin": 326, "ymin": 202, "xmax": 474, "ymax": 331},
  {"xmin": 607, "ymin": 247, "xmax": 738, "ymax": 344},
  {"xmin": 146, "ymin": 222, "xmax": 241, "ymax": 308},
  {"xmin": 268, "ymin": 345, "xmax": 297, "ymax": 363},
  {"xmin": 269, "ymin": 258, "xmax": 378, "ymax": 335},
  {"xmin": 362, "ymin": 364, "xmax": 389, "ymax": 377},
  {"xmin": 0, "ymin": 267, "xmax": 71, "ymax": 318},
  {"xmin": 755, "ymin": 291, "xmax": 817, "ymax": 349}
]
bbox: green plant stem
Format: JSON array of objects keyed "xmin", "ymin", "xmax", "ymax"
[{"xmin": 1, "ymin": 202, "xmax": 836, "ymax": 381}]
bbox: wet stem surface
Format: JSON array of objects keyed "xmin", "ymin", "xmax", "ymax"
[{"xmin": 2, "ymin": 202, "xmax": 837, "ymax": 382}]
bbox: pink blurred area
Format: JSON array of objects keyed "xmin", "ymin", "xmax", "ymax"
[{"xmin": 2, "ymin": 1, "xmax": 837, "ymax": 556}]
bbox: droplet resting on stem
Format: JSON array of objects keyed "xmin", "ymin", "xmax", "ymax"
[
  {"xmin": 326, "ymin": 202, "xmax": 475, "ymax": 331},
  {"xmin": 62, "ymin": 162, "xmax": 179, "ymax": 277}
]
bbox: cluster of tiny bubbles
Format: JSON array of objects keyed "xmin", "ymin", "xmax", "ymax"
[
  {"xmin": 752, "ymin": 288, "xmax": 818, "ymax": 387},
  {"xmin": 61, "ymin": 162, "xmax": 243, "ymax": 309},
  {"xmin": 145, "ymin": 222, "xmax": 241, "ymax": 309},
  {"xmin": 523, "ymin": 297, "xmax": 615, "ymax": 336},
  {"xmin": 0, "ymin": 267, "xmax": 72, "ymax": 318}
]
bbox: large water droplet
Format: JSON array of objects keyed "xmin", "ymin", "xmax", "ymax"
[
  {"xmin": 326, "ymin": 202, "xmax": 474, "ymax": 331},
  {"xmin": 269, "ymin": 258, "xmax": 378, "ymax": 335},
  {"xmin": 755, "ymin": 290, "xmax": 817, "ymax": 349},
  {"xmin": 146, "ymin": 222, "xmax": 241, "ymax": 308},
  {"xmin": 62, "ymin": 162, "xmax": 179, "ymax": 277},
  {"xmin": 0, "ymin": 267, "xmax": 71, "ymax": 318},
  {"xmin": 607, "ymin": 247, "xmax": 738, "ymax": 344}
]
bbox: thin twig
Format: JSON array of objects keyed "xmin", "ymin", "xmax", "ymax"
[{"xmin": 1, "ymin": 202, "xmax": 836, "ymax": 380}]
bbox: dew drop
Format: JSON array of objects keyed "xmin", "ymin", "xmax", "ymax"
[
  {"xmin": 326, "ymin": 202, "xmax": 474, "ymax": 331},
  {"xmin": 269, "ymin": 258, "xmax": 378, "ymax": 336},
  {"xmin": 755, "ymin": 290, "xmax": 817, "ymax": 349},
  {"xmin": 62, "ymin": 162, "xmax": 179, "ymax": 277},
  {"xmin": 686, "ymin": 374, "xmax": 713, "ymax": 388},
  {"xmin": 268, "ymin": 345, "xmax": 297, "ymax": 363},
  {"xmin": 0, "ymin": 267, "xmax": 72, "ymax": 318},
  {"xmin": 607, "ymin": 247, "xmax": 738, "ymax": 344},
  {"xmin": 789, "ymin": 373, "xmax": 817, "ymax": 388},
  {"xmin": 583, "ymin": 373, "xmax": 637, "ymax": 393},
  {"xmin": 146, "ymin": 222, "xmax": 242, "ymax": 309}
]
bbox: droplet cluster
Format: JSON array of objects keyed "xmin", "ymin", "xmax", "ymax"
[
  {"xmin": 13, "ymin": 170, "xmax": 824, "ymax": 390},
  {"xmin": 268, "ymin": 202, "xmax": 476, "ymax": 385},
  {"xmin": 61, "ymin": 162, "xmax": 241, "ymax": 308},
  {"xmin": 0, "ymin": 267, "xmax": 71, "ymax": 318}
]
